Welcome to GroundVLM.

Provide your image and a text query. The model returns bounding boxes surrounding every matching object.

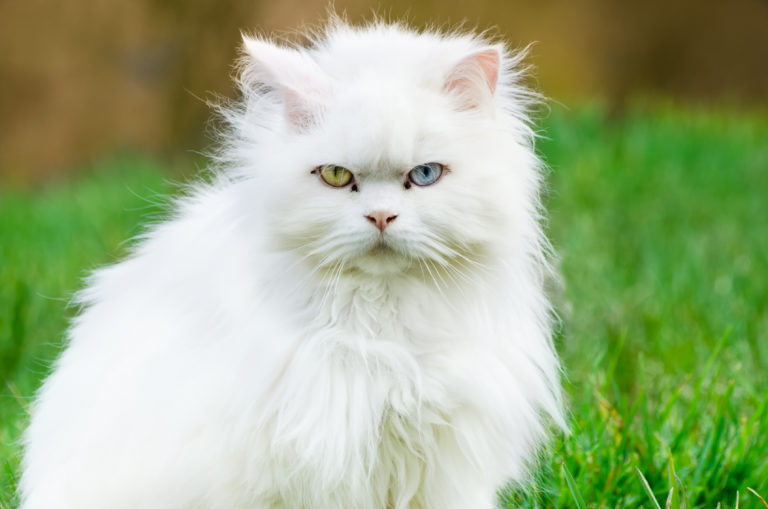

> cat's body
[20,21,564,509]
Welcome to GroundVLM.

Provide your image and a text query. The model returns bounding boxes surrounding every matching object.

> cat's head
[227,22,543,279]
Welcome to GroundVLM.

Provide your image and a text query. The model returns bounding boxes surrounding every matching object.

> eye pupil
[317,164,353,188]
[407,162,444,187]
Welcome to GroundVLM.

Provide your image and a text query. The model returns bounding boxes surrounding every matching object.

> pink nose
[365,210,398,232]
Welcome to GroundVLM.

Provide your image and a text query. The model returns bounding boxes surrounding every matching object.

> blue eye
[407,162,445,187]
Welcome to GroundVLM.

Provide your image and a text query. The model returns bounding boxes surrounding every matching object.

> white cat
[19,20,565,509]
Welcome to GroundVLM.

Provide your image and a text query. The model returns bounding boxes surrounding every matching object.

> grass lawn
[1,105,767,508]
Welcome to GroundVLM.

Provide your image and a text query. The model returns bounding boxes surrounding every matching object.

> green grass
[508,105,768,507]
[2,106,767,508]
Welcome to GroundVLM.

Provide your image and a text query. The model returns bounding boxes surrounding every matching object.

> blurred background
[1,0,767,182]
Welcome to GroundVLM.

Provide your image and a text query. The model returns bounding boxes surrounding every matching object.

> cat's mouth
[367,237,400,258]
[372,236,394,250]
[350,236,411,274]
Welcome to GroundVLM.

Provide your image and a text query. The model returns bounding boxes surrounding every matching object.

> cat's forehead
[310,25,481,89]
[315,81,447,176]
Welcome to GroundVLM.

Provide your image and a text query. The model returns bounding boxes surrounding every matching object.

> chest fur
[263,340,452,508]
[258,276,495,506]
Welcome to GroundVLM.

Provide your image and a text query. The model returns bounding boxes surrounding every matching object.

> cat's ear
[443,48,501,110]
[241,36,332,131]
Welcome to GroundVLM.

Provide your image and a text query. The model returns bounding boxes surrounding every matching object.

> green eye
[316,164,354,188]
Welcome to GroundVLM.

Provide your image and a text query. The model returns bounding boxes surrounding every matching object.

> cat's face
[238,31,536,277]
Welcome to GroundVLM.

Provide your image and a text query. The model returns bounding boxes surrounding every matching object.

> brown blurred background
[1,0,767,183]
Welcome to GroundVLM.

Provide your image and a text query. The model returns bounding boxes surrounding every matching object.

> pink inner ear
[473,49,500,94]
[444,48,500,109]
[284,89,323,131]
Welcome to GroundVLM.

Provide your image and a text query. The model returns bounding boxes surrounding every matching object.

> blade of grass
[666,449,680,509]
[747,488,768,509]
[674,474,692,509]
[636,466,662,509]
[562,463,586,509]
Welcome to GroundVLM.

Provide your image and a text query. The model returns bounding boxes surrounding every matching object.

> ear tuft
[443,48,501,111]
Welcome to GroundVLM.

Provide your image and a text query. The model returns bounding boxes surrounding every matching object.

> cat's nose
[365,210,398,232]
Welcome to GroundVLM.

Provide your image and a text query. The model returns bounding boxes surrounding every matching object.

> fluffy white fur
[20,20,564,509]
